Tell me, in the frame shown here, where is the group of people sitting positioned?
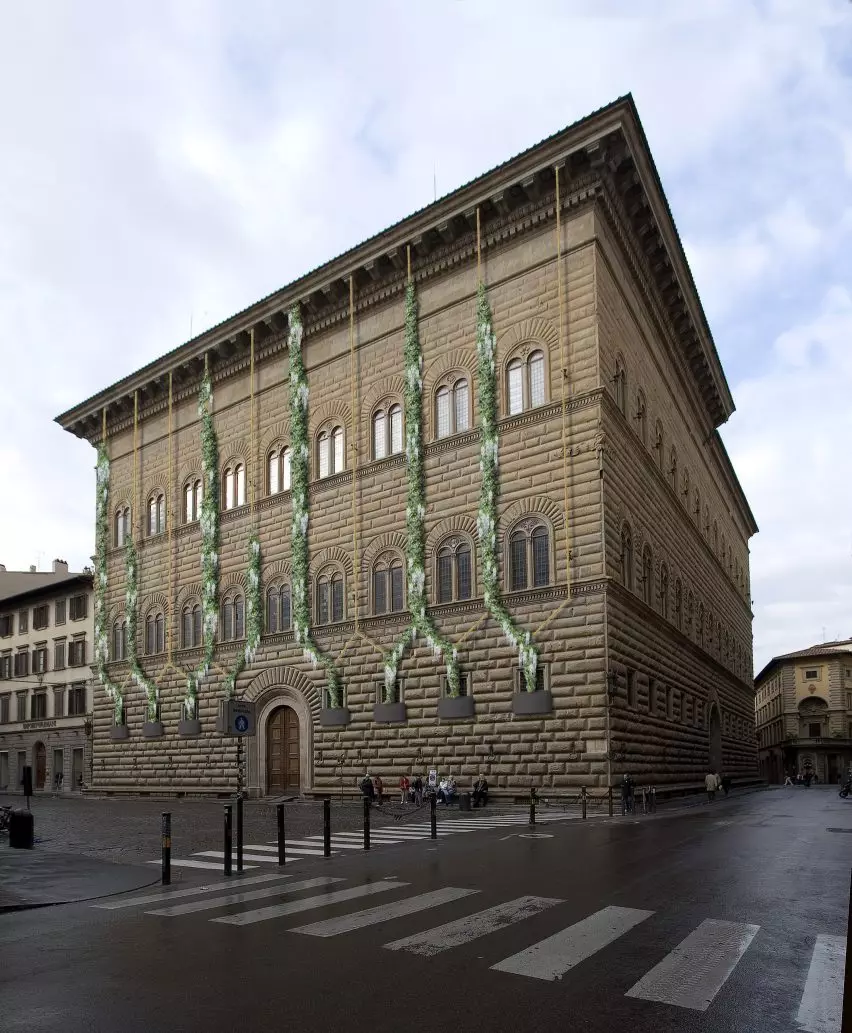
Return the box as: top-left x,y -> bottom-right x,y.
359,772 -> 489,808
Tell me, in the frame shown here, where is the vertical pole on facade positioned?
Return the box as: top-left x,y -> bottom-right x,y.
323,798 -> 331,857
529,787 -> 537,825
224,805 -> 232,877
363,796 -> 371,850
430,793 -> 437,840
277,803 -> 285,866
236,793 -> 244,872
161,812 -> 171,886
608,786 -> 614,817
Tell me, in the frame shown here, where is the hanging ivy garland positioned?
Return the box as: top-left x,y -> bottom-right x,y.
287,304 -> 342,707
383,279 -> 460,702
184,365 -> 220,718
94,443 -> 124,724
224,530 -> 262,696
475,282 -> 539,691
124,536 -> 160,720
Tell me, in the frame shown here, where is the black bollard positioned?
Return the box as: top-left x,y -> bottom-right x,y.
323,799 -> 331,857
641,787 -> 647,815
161,811 -> 171,886
236,794 -> 244,873
277,803 -> 286,866
430,793 -> 437,840
581,787 -> 587,820
608,785 -> 614,817
363,796 -> 371,851
224,804 -> 232,877
651,786 -> 657,813
529,786 -> 537,825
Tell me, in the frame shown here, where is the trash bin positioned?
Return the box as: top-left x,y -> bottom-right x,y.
9,809 -> 34,849
459,792 -> 471,812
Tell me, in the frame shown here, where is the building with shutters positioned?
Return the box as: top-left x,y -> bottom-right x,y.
0,561 -> 94,793
55,95 -> 757,798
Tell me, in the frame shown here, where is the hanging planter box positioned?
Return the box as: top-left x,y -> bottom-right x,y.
320,707 -> 351,728
512,690 -> 552,716
438,695 -> 475,720
374,702 -> 407,724
178,718 -> 202,737
143,721 -> 164,738
109,724 -> 129,741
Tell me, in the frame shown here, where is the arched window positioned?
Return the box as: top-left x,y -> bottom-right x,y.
704,506 -> 711,537
698,603 -> 705,648
221,592 -> 244,641
659,563 -> 669,619
693,488 -> 701,523
316,572 -> 345,625
674,579 -> 683,630
184,479 -> 203,522
268,447 -> 291,495
436,539 -> 473,603
508,521 -> 551,592
635,390 -> 647,446
372,406 -> 404,460
372,410 -> 387,460
223,464 -> 246,510
148,493 -> 165,536
721,534 -> 727,566
641,545 -> 653,605
453,381 -> 469,433
614,355 -> 626,414
687,591 -> 694,634
112,619 -> 127,661
681,468 -> 690,505
114,506 -> 131,547
620,524 -> 633,590
266,584 -> 292,633
669,447 -> 678,491
507,351 -> 546,416
145,612 -> 164,655
436,379 -> 470,438
372,557 -> 405,615
318,427 -> 345,478
654,420 -> 664,469
182,603 -> 202,648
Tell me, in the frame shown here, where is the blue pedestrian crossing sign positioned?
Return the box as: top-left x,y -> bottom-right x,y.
225,700 -> 256,737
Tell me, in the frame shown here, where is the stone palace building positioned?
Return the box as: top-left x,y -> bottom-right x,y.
57,95 -> 758,797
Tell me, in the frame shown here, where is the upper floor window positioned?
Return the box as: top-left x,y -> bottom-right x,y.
641,545 -> 653,606
112,620 -> 127,661
697,603 -> 705,648
0,615 -> 11,638
69,595 -> 88,621
318,427 -> 344,479
507,350 -> 546,416
693,488 -> 701,523
436,379 -> 470,438
223,463 -> 246,510
32,645 -> 48,675
704,506 -> 711,537
674,579 -> 683,630
620,524 -> 633,590
33,605 -> 49,631
114,506 -> 131,547
266,584 -> 292,634
681,469 -> 690,505
687,591 -> 694,634
18,610 -> 27,634
713,521 -> 719,554
653,420 -> 664,468
221,592 -> 245,641
721,533 -> 726,564
635,390 -> 647,446
148,493 -> 166,536
55,598 -> 66,625
316,572 -> 344,625
437,539 -> 473,604
268,447 -> 291,495
669,447 -> 678,491
184,478 -> 203,522
68,638 -> 87,667
659,563 -> 669,619
614,356 -> 627,414
373,406 -> 403,460
145,612 -> 165,655
509,521 -> 550,592
182,604 -> 202,649
372,558 -> 405,615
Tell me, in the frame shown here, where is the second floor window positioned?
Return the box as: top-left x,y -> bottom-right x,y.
148,493 -> 166,535
70,595 -> 87,621
33,605 -> 49,630
641,546 -> 653,606
31,692 -> 47,720
182,605 -> 202,648
112,621 -> 126,661
318,427 -> 344,478
145,613 -> 164,655
266,585 -> 292,634
372,560 -> 404,615
223,464 -> 246,510
436,541 -> 472,603
436,379 -> 470,438
0,655 -> 10,679
268,447 -> 292,494
115,507 -> 131,547
68,639 -> 86,667
32,647 -> 48,675
507,351 -> 545,415
14,651 -> 28,677
221,593 -> 244,641
316,573 -> 344,625
620,524 -> 633,589
184,479 -> 203,522
372,406 -> 403,460
509,523 -> 550,592
68,684 -> 87,716
0,615 -> 11,637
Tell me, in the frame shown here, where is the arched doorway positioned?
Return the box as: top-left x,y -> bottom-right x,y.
266,706 -> 300,793
708,705 -> 722,771
33,742 -> 46,790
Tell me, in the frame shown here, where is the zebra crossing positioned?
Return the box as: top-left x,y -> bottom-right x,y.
148,811 -> 578,871
96,873 -> 846,1027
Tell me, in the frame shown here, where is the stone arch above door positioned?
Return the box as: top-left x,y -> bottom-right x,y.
243,666 -> 318,795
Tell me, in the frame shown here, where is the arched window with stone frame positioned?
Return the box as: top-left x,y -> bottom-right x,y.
641,545 -> 653,605
620,523 -> 634,590
613,354 -> 627,415
221,590 -> 245,642
184,477 -> 203,522
693,488 -> 701,524
434,375 -> 471,439
267,446 -> 292,495
507,517 -> 551,592
315,568 -> 345,626
669,447 -> 678,491
114,505 -> 131,547
145,610 -> 165,655
659,563 -> 669,619
112,618 -> 127,661
653,419 -> 664,469
634,390 -> 648,446
147,492 -> 166,536
181,601 -> 202,649
674,578 -> 683,630
372,403 -> 404,460
704,505 -> 711,538
371,553 -> 405,615
223,462 -> 246,510
266,583 -> 292,634
506,347 -> 547,416
317,426 -> 345,479
681,468 -> 690,507
435,536 -> 473,604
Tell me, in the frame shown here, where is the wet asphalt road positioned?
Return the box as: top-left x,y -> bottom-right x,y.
1,787 -> 849,1033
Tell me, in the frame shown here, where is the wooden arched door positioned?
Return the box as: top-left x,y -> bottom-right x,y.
266,706 -> 300,793
34,742 -> 46,790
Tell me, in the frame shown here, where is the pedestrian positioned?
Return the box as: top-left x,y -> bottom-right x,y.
413,774 -> 423,807
360,773 -> 376,805
620,774 -> 635,815
399,774 -> 410,805
705,771 -> 717,802
784,772 -> 794,787
373,774 -> 384,804
720,774 -> 731,796
472,774 -> 488,808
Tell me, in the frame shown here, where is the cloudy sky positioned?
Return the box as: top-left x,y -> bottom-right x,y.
1,0 -> 850,672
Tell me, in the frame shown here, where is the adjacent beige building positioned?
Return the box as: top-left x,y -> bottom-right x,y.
0,562 -> 94,793
56,95 -> 758,798
755,639 -> 852,784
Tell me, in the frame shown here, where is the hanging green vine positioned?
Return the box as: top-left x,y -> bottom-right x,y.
383,279 -> 460,702
124,536 -> 160,721
224,530 -> 262,696
288,304 -> 342,707
184,365 -> 220,718
475,282 -> 539,691
94,443 -> 124,724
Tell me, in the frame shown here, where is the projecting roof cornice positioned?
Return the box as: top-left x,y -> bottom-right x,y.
56,94 -> 734,443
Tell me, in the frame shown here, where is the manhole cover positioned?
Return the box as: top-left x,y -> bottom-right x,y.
826,828 -> 852,834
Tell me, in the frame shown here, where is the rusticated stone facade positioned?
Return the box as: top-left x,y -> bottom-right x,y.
58,95 -> 758,797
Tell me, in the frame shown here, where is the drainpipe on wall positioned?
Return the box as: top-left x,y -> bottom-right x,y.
598,430 -> 612,792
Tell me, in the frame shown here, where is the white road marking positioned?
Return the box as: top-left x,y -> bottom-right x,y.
145,877 -> 343,917
292,887 -> 478,937
386,895 -> 562,956
243,843 -> 327,856
492,905 -> 654,981
147,859 -> 260,871
212,879 -> 407,926
96,872 -> 295,909
796,934 -> 846,1033
625,918 -> 759,1011
194,850 -> 332,864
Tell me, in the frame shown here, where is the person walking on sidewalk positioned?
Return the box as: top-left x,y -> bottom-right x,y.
705,771 -> 718,802
399,774 -> 410,805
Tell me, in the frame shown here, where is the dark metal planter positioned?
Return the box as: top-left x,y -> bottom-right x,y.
178,718 -> 202,737
373,702 -> 407,724
320,707 -> 351,728
512,690 -> 553,716
142,720 -> 164,738
109,724 -> 130,741
438,695 -> 475,720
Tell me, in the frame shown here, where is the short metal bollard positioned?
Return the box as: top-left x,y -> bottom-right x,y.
529,786 -> 537,825
581,787 -> 587,820
608,786 -> 614,817
277,803 -> 286,866
236,794 -> 244,872
224,805 -> 233,877
161,812 -> 171,886
323,799 -> 331,857
363,796 -> 371,851
641,787 -> 647,815
650,786 -> 657,813
430,793 -> 437,839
